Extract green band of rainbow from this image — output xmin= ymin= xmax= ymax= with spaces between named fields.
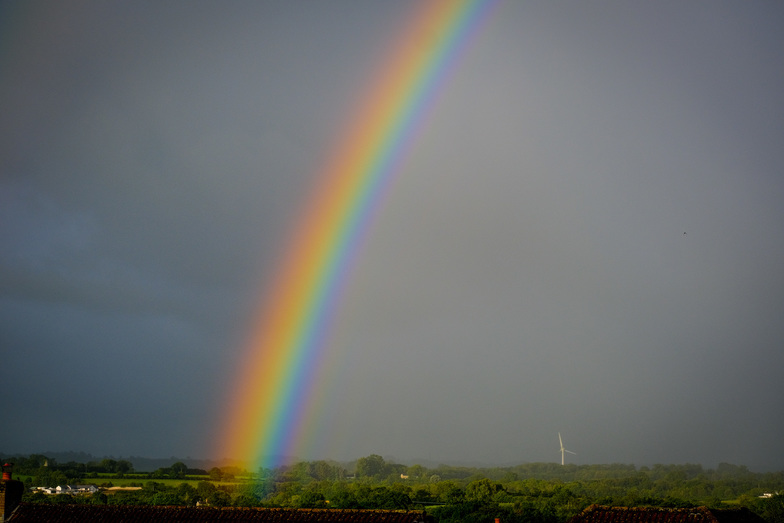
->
xmin=218 ymin=0 xmax=497 ymax=470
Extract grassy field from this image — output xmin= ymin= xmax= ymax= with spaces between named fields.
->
xmin=87 ymin=477 xmax=244 ymax=488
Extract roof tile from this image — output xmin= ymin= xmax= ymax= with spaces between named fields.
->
xmin=8 ymin=504 xmax=429 ymax=523
xmin=567 ymin=505 xmax=765 ymax=523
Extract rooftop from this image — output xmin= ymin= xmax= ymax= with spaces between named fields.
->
xmin=567 ymin=505 xmax=766 ymax=523
xmin=7 ymin=504 xmax=429 ymax=523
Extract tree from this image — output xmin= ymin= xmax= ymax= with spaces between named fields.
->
xmin=312 ymin=461 xmax=341 ymax=481
xmin=151 ymin=492 xmax=184 ymax=506
xmin=209 ymin=490 xmax=231 ymax=507
xmin=408 ymin=488 xmax=431 ymax=506
xmin=356 ymin=455 xmax=386 ymax=479
xmin=297 ymin=490 xmax=327 ymax=508
xmin=465 ymin=478 xmax=502 ymax=504
xmin=208 ymin=467 xmax=224 ymax=481
xmin=145 ymin=481 xmax=165 ymax=493
xmin=116 ymin=460 xmax=133 ymax=474
xmin=176 ymin=483 xmax=198 ymax=506
xmin=760 ymin=494 xmax=784 ymax=523
xmin=407 ymin=464 xmax=426 ymax=481
xmin=169 ymin=462 xmax=187 ymax=479
xmin=234 ymin=493 xmax=262 ymax=507
xmin=433 ymin=481 xmax=464 ymax=504
xmin=100 ymin=459 xmax=117 ymax=473
xmin=196 ymin=481 xmax=216 ymax=503
xmin=328 ymin=484 xmax=359 ymax=509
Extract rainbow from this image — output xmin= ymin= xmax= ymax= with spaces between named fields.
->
xmin=218 ymin=0 xmax=497 ymax=470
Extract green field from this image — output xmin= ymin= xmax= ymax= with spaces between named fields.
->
xmin=89 ymin=477 xmax=243 ymax=488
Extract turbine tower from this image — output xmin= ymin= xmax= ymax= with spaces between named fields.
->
xmin=559 ymin=432 xmax=576 ymax=465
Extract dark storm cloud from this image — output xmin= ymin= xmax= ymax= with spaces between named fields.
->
xmin=1 ymin=1 xmax=783 ymax=470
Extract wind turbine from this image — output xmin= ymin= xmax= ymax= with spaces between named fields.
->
xmin=558 ymin=433 xmax=576 ymax=465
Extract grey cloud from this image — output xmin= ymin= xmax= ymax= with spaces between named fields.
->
xmin=1 ymin=1 xmax=783 ymax=469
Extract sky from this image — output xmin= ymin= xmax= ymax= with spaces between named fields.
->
xmin=2 ymin=1 xmax=783 ymax=472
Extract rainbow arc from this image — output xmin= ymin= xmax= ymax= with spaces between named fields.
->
xmin=218 ymin=0 xmax=498 ymax=470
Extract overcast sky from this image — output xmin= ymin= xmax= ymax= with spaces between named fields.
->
xmin=2 ymin=1 xmax=783 ymax=472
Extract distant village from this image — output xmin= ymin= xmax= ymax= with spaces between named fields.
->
xmin=30 ymin=484 xmax=142 ymax=495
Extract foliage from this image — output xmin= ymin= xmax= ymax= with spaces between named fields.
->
xmin=356 ymin=454 xmax=387 ymax=480
xmin=10 ymin=453 xmax=784 ymax=523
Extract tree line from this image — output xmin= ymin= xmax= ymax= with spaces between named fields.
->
xmin=5 ymin=453 xmax=783 ymax=523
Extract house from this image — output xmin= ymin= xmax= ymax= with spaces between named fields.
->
xmin=567 ymin=505 xmax=767 ymax=523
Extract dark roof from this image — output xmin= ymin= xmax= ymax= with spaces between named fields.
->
xmin=8 ymin=504 xmax=428 ymax=523
xmin=567 ymin=505 xmax=766 ymax=523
